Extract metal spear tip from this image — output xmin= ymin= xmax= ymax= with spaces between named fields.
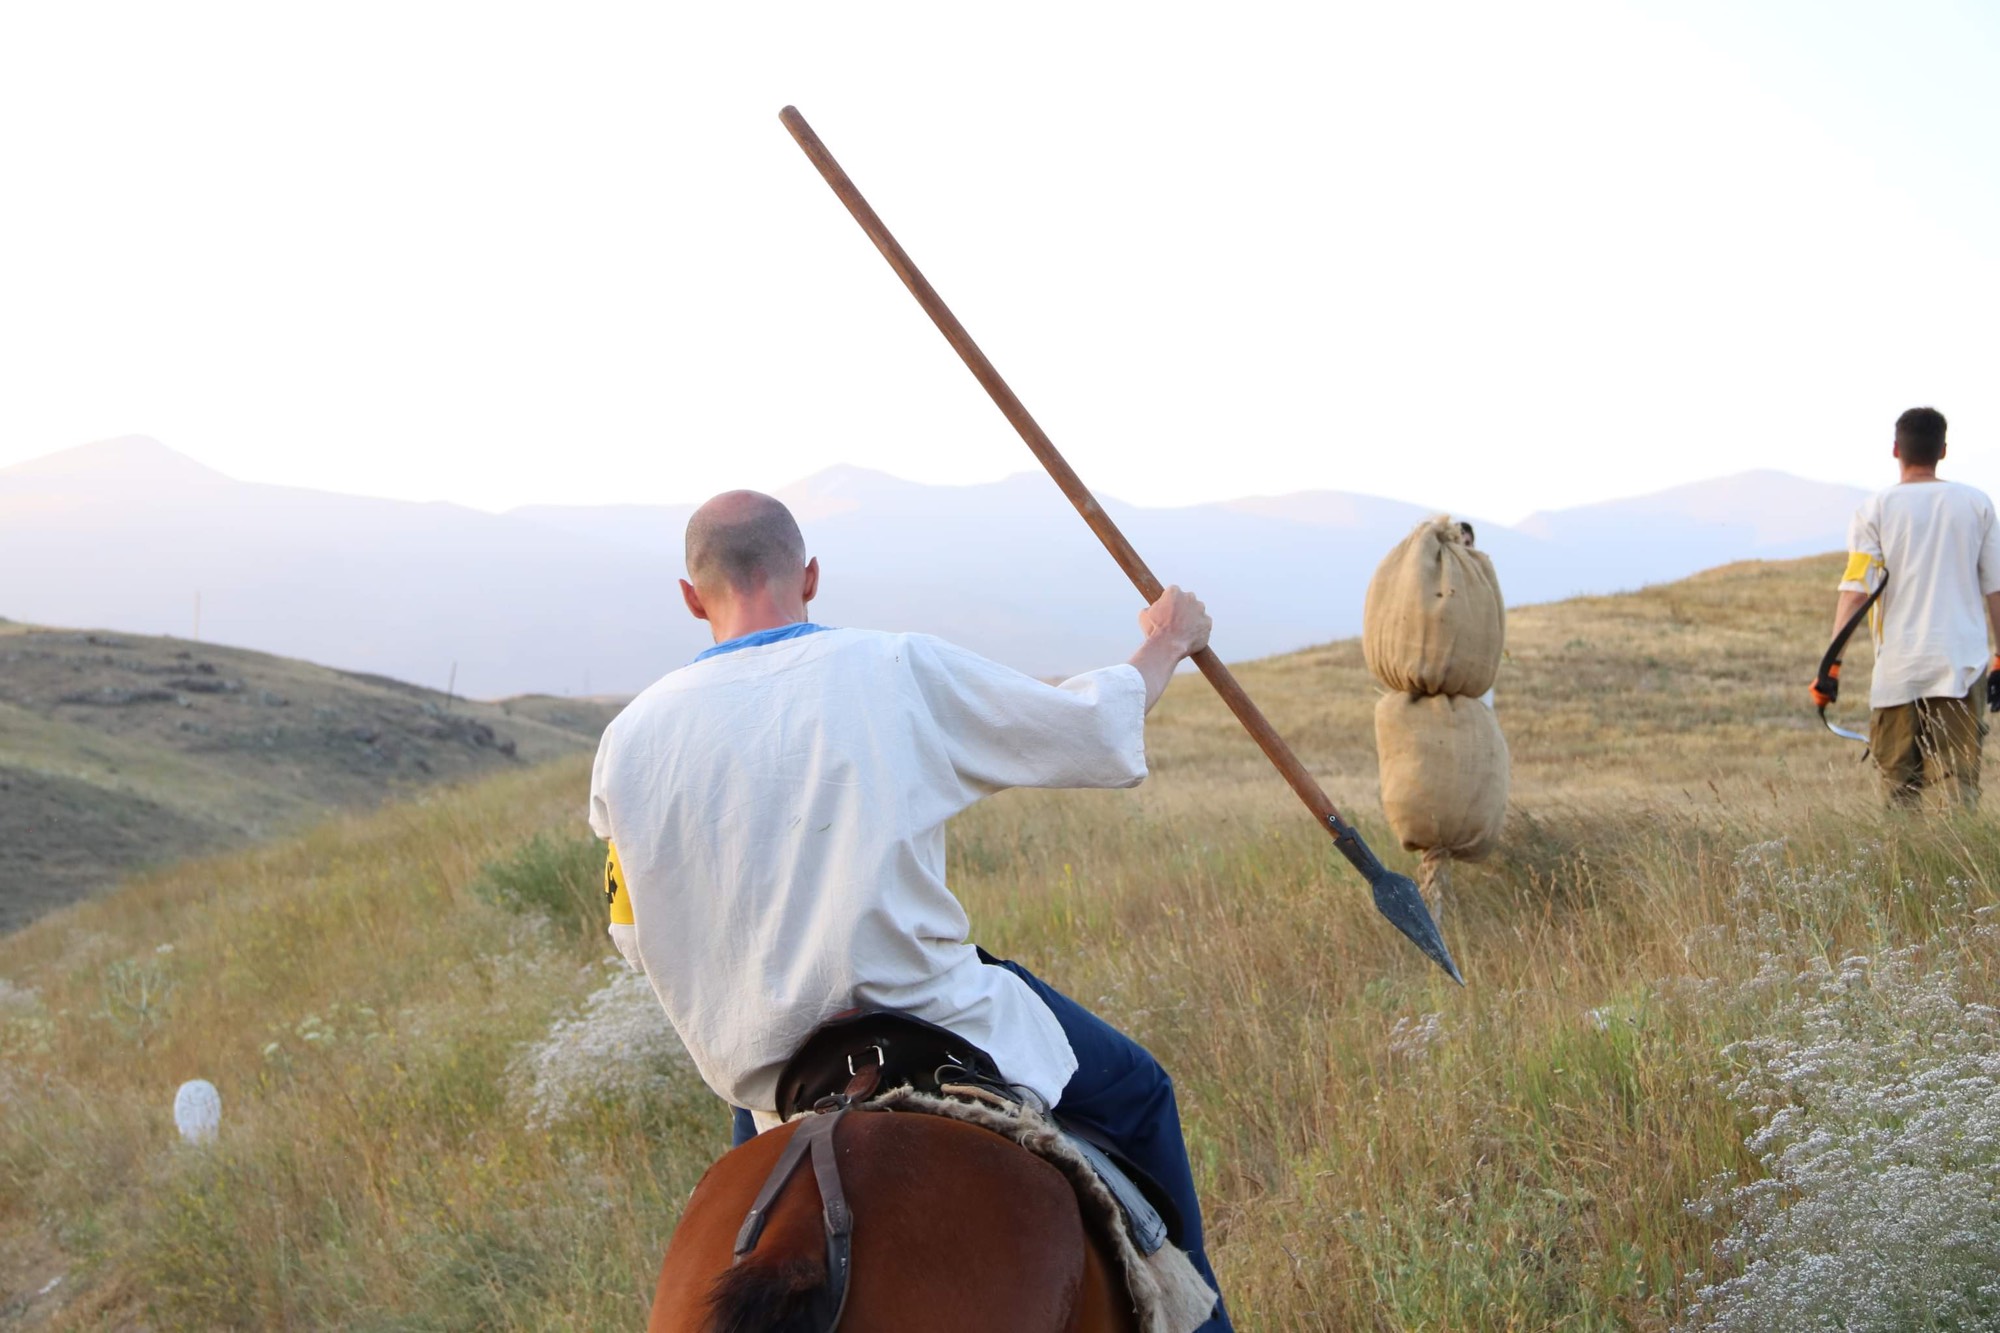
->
xmin=1328 ymin=814 xmax=1465 ymax=985
xmin=1369 ymin=867 xmax=1465 ymax=986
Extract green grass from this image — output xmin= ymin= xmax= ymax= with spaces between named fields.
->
xmin=470 ymin=829 xmax=609 ymax=949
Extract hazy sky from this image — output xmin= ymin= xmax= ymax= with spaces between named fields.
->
xmin=3 ymin=1 xmax=1996 ymax=524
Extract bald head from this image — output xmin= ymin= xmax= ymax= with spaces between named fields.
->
xmin=684 ymin=491 xmax=808 ymax=595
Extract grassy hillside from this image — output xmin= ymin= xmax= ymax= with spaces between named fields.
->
xmin=7 ymin=554 xmax=1999 ymax=1330
xmin=0 ymin=623 xmax=622 ymax=931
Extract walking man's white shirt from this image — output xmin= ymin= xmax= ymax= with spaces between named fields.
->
xmin=589 ymin=626 xmax=1148 ymax=1129
xmin=1842 ymin=481 xmax=2000 ymax=708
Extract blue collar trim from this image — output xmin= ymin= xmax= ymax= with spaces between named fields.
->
xmin=693 ymin=622 xmax=831 ymax=663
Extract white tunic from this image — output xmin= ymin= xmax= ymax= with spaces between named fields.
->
xmin=1841 ymin=481 xmax=2000 ymax=708
xmin=587 ymin=627 xmax=1148 ymax=1123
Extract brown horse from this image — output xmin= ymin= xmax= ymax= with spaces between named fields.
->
xmin=650 ymin=1111 xmax=1140 ymax=1333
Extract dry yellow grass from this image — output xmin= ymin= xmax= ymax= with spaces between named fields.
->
xmin=6 ymin=554 xmax=1995 ymax=1330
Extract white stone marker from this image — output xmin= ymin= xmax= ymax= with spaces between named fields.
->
xmin=173 ymin=1079 xmax=221 ymax=1144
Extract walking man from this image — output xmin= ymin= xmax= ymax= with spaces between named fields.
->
xmin=1813 ymin=407 xmax=2000 ymax=807
xmin=591 ymin=489 xmax=1230 ymax=1328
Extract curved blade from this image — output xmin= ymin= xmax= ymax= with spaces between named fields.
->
xmin=1819 ymin=704 xmax=1869 ymax=744
xmin=1815 ymin=569 xmax=1885 ymax=746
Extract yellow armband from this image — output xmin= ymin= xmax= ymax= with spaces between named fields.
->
xmin=1841 ymin=551 xmax=1883 ymax=585
xmin=604 ymin=841 xmax=634 ymax=926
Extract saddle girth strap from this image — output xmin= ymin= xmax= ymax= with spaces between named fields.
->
xmin=730 ymin=1109 xmax=855 ymax=1330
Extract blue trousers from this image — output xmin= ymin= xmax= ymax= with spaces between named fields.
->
xmin=732 ymin=954 xmax=1229 ymax=1331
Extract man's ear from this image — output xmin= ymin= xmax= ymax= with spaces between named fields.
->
xmin=680 ymin=578 xmax=710 ymax=622
xmin=801 ymin=557 xmax=820 ymax=606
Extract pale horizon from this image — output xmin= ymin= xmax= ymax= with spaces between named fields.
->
xmin=2 ymin=431 xmax=1871 ymax=697
xmin=5 ymin=431 xmax=1874 ymax=530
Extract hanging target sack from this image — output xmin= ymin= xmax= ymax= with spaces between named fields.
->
xmin=1374 ymin=691 xmax=1509 ymax=859
xmin=1363 ymin=515 xmax=1505 ymax=698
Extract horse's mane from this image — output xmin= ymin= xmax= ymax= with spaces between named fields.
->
xmin=704 ymin=1256 xmax=831 ymax=1333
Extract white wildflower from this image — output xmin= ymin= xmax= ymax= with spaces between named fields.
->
xmin=1387 ymin=1011 xmax=1445 ymax=1062
xmin=512 ymin=967 xmax=691 ymax=1129
xmin=1585 ymin=1006 xmax=1623 ymax=1033
xmin=1678 ymin=935 xmax=2000 ymax=1331
xmin=1732 ymin=840 xmax=1788 ymax=870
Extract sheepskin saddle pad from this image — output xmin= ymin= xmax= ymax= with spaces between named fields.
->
xmin=827 ymin=1086 xmax=1219 ymax=1333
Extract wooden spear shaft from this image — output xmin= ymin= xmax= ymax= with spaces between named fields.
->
xmin=780 ymin=108 xmax=1340 ymax=822
xmin=778 ymin=106 xmax=1461 ymax=982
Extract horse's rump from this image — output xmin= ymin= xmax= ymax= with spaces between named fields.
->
xmin=650 ymin=1111 xmax=1136 ymax=1333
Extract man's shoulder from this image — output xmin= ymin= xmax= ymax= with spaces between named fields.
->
xmin=1855 ymin=485 xmax=1896 ymax=525
xmin=800 ymin=630 xmax=1016 ymax=690
xmin=798 ymin=627 xmax=977 ymax=664
xmin=1943 ymin=480 xmax=1996 ymax=510
xmin=1902 ymin=480 xmax=1995 ymax=525
xmin=1871 ymin=480 xmax=1995 ymax=519
xmin=802 ymin=626 xmax=940 ymax=664
xmin=818 ymin=630 xmax=1001 ymax=683
xmin=595 ymin=628 xmax=947 ymax=758
xmin=596 ymin=671 xmax=677 ymax=750
xmin=610 ymin=629 xmax=920 ymax=717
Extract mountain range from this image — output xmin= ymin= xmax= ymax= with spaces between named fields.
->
xmin=0 ymin=437 xmax=1868 ymax=697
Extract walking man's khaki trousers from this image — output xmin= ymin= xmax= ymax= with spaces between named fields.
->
xmin=1872 ymin=685 xmax=1986 ymax=808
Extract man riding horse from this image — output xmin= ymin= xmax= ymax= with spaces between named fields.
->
xmin=590 ymin=489 xmax=1230 ymax=1329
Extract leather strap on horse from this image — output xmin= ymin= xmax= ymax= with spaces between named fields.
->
xmin=730 ymin=1111 xmax=854 ymax=1328
xmin=730 ymin=1066 xmax=881 ymax=1331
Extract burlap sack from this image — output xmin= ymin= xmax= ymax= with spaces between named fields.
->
xmin=1375 ymin=692 xmax=1509 ymax=859
xmin=1362 ymin=516 xmax=1505 ymax=698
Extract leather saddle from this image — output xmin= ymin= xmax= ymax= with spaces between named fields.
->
xmin=767 ymin=1009 xmax=1177 ymax=1255
xmin=773 ymin=1008 xmax=1008 ymax=1119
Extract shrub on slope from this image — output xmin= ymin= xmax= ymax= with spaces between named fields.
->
xmin=471 ymin=828 xmax=608 ymax=948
